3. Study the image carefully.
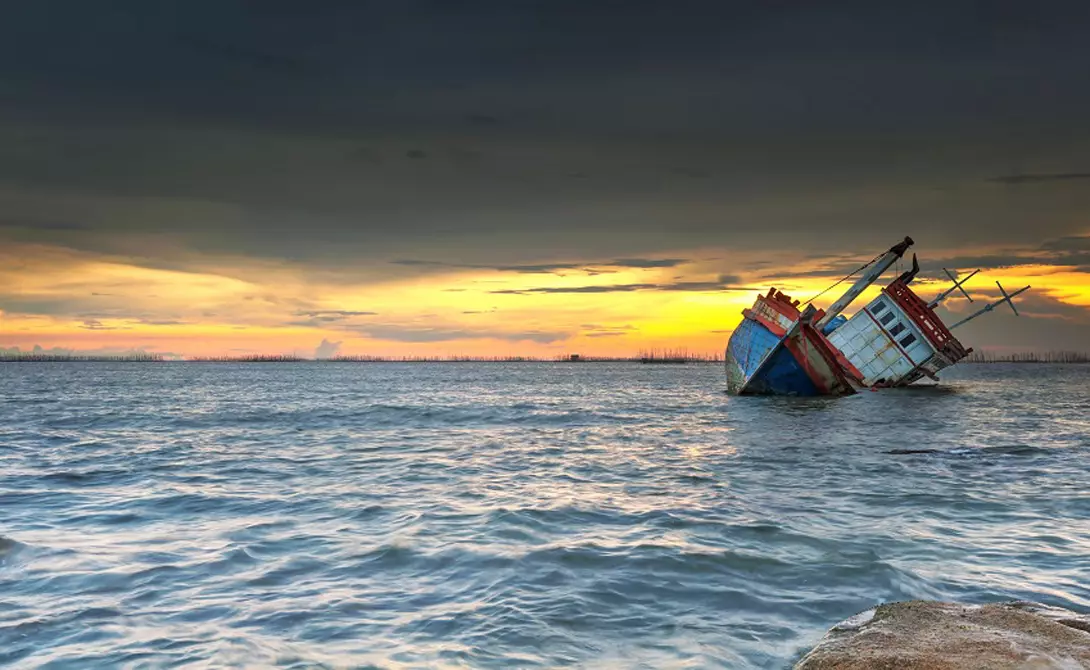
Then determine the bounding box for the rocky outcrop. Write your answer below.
[795,600,1090,670]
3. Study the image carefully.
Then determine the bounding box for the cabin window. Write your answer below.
[889,323,906,337]
[879,311,895,326]
[899,333,918,347]
[872,301,888,314]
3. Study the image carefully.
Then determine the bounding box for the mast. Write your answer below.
[815,236,914,329]
[928,268,979,308]
[948,282,1030,329]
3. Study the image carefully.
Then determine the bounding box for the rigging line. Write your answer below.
[802,251,885,306]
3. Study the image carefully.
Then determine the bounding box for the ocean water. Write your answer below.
[1,362,1088,669]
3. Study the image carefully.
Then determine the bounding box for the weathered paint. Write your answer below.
[884,278,970,361]
[725,311,784,393]
[826,285,972,388]
[737,341,821,396]
[785,323,861,395]
[727,294,860,396]
[724,260,972,395]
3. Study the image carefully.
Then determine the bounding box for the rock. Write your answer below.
[795,600,1090,670]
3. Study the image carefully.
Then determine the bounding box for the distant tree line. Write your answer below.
[965,350,1090,364]
[636,348,722,364]
[1,352,727,363]
[187,354,305,362]
[8,350,1085,364]
[0,353,164,362]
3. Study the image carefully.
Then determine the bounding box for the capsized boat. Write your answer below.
[725,237,1030,396]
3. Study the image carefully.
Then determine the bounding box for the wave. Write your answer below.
[0,535,25,555]
[0,535,29,565]
[162,403,633,430]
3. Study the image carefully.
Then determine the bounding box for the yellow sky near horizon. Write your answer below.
[3,239,1090,359]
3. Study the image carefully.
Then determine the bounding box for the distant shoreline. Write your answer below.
[0,356,722,364]
[2,355,1088,364]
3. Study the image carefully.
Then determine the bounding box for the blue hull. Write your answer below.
[725,316,822,396]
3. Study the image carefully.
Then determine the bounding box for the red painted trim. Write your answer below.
[782,329,831,394]
[757,289,801,321]
[743,308,787,337]
[829,345,865,382]
[781,323,861,395]
[882,280,969,362]
[862,307,917,368]
[803,324,861,391]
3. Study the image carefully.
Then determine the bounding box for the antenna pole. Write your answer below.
[948,282,1030,330]
[928,268,979,308]
[815,236,914,329]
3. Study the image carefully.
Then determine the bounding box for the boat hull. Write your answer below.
[726,294,860,396]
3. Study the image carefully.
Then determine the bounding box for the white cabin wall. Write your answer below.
[827,296,936,386]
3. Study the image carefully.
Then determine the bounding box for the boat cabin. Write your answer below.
[826,278,970,387]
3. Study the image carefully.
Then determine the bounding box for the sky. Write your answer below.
[2,1,1089,358]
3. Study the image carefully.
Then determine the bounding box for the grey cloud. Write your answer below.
[289,311,378,327]
[937,292,1090,351]
[660,281,764,292]
[989,173,1090,185]
[392,258,689,274]
[132,318,188,326]
[466,114,503,126]
[493,283,658,294]
[173,33,310,74]
[391,260,585,273]
[314,338,342,359]
[0,296,120,317]
[493,281,760,294]
[349,324,568,344]
[761,236,1090,283]
[1041,236,1090,252]
[0,1,1089,309]
[294,310,378,318]
[0,218,90,232]
[79,319,126,331]
[670,167,712,179]
[610,258,689,269]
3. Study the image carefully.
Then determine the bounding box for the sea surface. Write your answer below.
[1,362,1088,669]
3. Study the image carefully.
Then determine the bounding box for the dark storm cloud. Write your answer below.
[79,319,127,331]
[0,218,91,232]
[610,259,691,269]
[391,258,689,274]
[132,319,188,326]
[492,277,760,294]
[173,33,311,74]
[493,284,658,294]
[989,173,1090,185]
[288,310,378,327]
[760,235,1090,282]
[1042,236,1090,252]
[937,292,1090,351]
[293,310,378,318]
[347,324,569,344]
[1,1,1089,272]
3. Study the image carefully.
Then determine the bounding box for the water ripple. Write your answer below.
[1,362,1088,667]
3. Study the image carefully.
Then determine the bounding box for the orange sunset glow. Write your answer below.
[2,2,1090,359]
[4,236,1090,359]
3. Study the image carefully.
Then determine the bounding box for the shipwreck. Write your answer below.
[725,237,1030,396]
